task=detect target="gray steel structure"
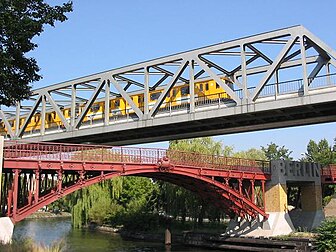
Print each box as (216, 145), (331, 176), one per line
(0, 25), (336, 144)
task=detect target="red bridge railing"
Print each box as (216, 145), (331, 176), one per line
(321, 164), (336, 184)
(3, 140), (271, 174)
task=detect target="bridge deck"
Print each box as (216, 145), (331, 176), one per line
(3, 140), (271, 179)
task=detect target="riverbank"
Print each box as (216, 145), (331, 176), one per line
(25, 211), (71, 219)
(89, 224), (316, 251)
(119, 230), (316, 251)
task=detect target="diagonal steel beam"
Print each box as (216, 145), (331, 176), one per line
(18, 94), (42, 137)
(0, 110), (14, 137)
(230, 55), (259, 75)
(283, 44), (312, 63)
(149, 60), (189, 117)
(115, 76), (144, 88)
(194, 69), (205, 79)
(246, 44), (273, 64)
(195, 58), (239, 103)
(75, 80), (106, 128)
(252, 36), (298, 101)
(110, 77), (143, 119)
(80, 83), (119, 96)
(52, 90), (87, 102)
(44, 92), (70, 130)
(308, 56), (326, 84)
(152, 66), (189, 83)
(235, 55), (319, 77)
(151, 74), (169, 90)
(198, 56), (230, 75)
(302, 28), (336, 66)
(124, 82), (132, 91)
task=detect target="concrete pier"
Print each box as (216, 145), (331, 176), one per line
(0, 137), (13, 244)
(0, 217), (14, 244)
(225, 160), (324, 237)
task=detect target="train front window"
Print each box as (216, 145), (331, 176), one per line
(199, 84), (203, 91)
(205, 83), (209, 91)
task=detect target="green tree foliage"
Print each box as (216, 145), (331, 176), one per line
(234, 148), (266, 160)
(305, 139), (336, 166)
(0, 0), (73, 106)
(305, 139), (336, 203)
(261, 142), (293, 161)
(161, 137), (229, 226)
(316, 218), (336, 252)
(169, 137), (224, 155)
(69, 177), (160, 229)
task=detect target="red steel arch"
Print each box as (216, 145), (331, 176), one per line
(1, 141), (271, 223)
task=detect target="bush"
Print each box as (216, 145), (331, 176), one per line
(316, 218), (336, 252)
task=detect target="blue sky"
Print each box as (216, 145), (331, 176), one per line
(31, 0), (336, 159)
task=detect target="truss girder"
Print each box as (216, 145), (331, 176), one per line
(1, 25), (336, 140)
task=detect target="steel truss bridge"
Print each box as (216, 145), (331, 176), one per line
(0, 25), (336, 144)
(1, 141), (271, 223)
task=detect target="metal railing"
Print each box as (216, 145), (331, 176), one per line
(321, 164), (336, 176)
(3, 140), (270, 174)
(234, 73), (336, 99)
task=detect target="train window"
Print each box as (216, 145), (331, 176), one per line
(138, 96), (143, 103)
(181, 86), (189, 96)
(205, 83), (209, 91)
(68, 109), (71, 117)
(199, 84), (203, 91)
(216, 83), (220, 89)
(150, 92), (161, 101)
(48, 114), (52, 121)
(115, 100), (120, 107)
(91, 104), (100, 112)
(172, 89), (177, 96)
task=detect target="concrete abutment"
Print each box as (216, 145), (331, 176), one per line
(225, 160), (324, 237)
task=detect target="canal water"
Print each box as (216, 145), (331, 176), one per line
(13, 218), (223, 251)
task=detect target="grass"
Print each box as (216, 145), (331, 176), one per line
(0, 238), (66, 252)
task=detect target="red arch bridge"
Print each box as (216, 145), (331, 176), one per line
(1, 141), (272, 223)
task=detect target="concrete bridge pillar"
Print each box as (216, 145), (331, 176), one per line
(291, 182), (324, 230)
(225, 160), (324, 237)
(0, 136), (14, 244)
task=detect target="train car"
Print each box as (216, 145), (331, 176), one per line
(0, 77), (233, 137)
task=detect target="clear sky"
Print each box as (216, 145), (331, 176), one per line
(30, 0), (336, 159)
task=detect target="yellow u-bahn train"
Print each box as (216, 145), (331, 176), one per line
(0, 78), (233, 136)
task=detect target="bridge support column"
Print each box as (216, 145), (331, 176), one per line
(225, 160), (296, 237)
(290, 182), (324, 230)
(0, 217), (14, 244)
(0, 136), (14, 244)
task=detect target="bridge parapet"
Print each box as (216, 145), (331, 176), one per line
(3, 140), (270, 174)
(321, 164), (336, 184)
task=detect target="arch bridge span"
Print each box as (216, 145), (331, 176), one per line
(1, 141), (270, 223)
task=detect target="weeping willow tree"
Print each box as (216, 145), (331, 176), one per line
(70, 178), (124, 228)
(159, 137), (228, 226)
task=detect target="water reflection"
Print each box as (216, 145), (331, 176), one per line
(13, 218), (219, 252)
